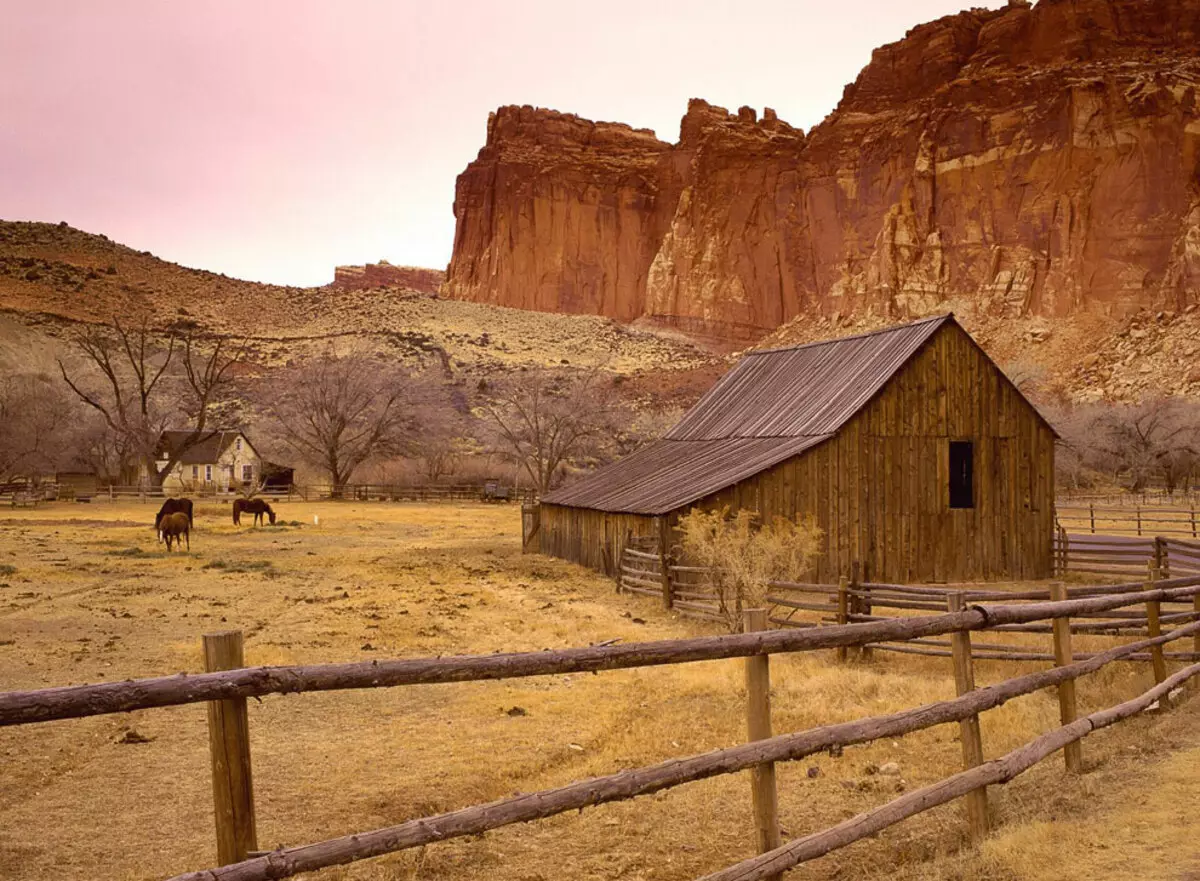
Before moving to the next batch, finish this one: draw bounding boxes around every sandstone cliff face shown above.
[447,105,669,320]
[331,262,444,293]
[444,0,1200,337]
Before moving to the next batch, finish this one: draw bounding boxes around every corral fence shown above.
[610,529,1200,665]
[1,482,534,506]
[4,578,1200,880]
[1056,502,1200,538]
[1052,531,1200,580]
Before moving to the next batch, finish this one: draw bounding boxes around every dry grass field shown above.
[1,501,1199,881]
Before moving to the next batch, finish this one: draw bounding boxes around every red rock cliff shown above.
[444,0,1200,337]
[331,262,445,293]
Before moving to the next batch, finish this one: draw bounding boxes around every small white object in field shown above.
[567,743,585,752]
[314,515,319,526]
[878,762,901,777]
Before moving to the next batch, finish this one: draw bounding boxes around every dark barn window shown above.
[949,441,974,509]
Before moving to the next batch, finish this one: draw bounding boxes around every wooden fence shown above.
[3,578,1200,880]
[1053,532,1200,579]
[8,483,533,505]
[1056,503,1200,537]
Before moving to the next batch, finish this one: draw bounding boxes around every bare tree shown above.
[57,318,245,487]
[480,369,624,493]
[0,373,74,482]
[263,353,437,490]
[1089,398,1200,495]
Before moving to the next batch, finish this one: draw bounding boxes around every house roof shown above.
[157,430,248,465]
[542,314,1054,515]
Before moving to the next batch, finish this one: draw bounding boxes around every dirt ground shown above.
[1,501,1198,881]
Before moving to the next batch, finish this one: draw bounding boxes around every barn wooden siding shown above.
[539,321,1054,583]
[538,505,659,574]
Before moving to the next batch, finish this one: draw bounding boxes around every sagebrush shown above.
[678,506,822,632]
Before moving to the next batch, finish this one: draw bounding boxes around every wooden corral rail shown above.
[3,580,1200,881]
[1053,533,1200,579]
[1057,503,1200,538]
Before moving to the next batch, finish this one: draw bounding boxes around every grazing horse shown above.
[155,498,193,537]
[160,511,191,551]
[233,498,276,526]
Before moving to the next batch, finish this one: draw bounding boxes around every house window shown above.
[236,437,243,452]
[242,464,253,482]
[192,466,199,480]
[205,465,213,483]
[949,441,974,509]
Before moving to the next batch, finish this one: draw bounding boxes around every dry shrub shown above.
[678,506,822,632]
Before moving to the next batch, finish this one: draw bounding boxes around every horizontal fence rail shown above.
[7,578,1200,728]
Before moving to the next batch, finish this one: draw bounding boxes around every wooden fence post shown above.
[203,631,258,865]
[852,561,871,660]
[1191,506,1196,539]
[1145,566,1167,687]
[836,576,850,663]
[742,609,781,878]
[1137,507,1143,536]
[1090,503,1095,534]
[1154,537,1169,580]
[947,593,988,841]
[658,516,674,610]
[1048,582,1083,773]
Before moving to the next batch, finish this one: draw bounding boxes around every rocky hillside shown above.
[0,221,720,407]
[330,262,444,294]
[444,0,1200,340]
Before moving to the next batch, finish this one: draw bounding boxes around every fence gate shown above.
[521,504,540,553]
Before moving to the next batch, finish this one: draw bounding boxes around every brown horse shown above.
[160,511,191,551]
[233,498,276,526]
[155,498,193,535]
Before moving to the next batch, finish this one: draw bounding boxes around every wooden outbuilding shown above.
[537,314,1056,583]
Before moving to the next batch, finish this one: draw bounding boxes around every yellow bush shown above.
[677,506,823,632]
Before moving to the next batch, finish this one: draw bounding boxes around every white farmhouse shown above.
[155,430,264,493]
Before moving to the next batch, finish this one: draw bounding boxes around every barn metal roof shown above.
[542,313,1051,515]
[665,313,950,440]
[540,435,831,516]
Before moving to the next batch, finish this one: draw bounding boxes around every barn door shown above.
[521,504,541,554]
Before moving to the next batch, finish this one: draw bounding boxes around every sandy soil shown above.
[0,501,1197,881]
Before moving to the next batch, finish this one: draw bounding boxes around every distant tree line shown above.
[1048,398,1200,496]
[2,316,672,493]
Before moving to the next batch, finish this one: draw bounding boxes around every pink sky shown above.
[1,0,1005,287]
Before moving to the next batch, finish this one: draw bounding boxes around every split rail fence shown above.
[2,578,1200,880]
[1056,503,1200,538]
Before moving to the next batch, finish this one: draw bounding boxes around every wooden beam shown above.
[1048,582,1082,773]
[203,632,258,865]
[743,610,780,876]
[1146,567,1168,686]
[947,594,987,839]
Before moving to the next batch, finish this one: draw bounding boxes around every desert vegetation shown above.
[677,507,822,632]
[1048,397,1200,496]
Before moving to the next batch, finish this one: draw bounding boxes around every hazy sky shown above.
[1,0,1006,287]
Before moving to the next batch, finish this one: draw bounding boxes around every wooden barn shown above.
[537,314,1056,583]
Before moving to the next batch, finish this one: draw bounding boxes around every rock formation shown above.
[444,0,1200,339]
[331,262,444,294]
